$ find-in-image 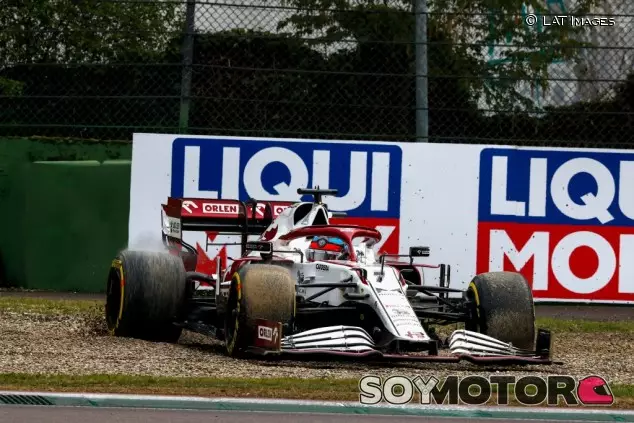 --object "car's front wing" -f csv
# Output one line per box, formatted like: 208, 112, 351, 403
252, 324, 560, 366
276, 348, 558, 365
